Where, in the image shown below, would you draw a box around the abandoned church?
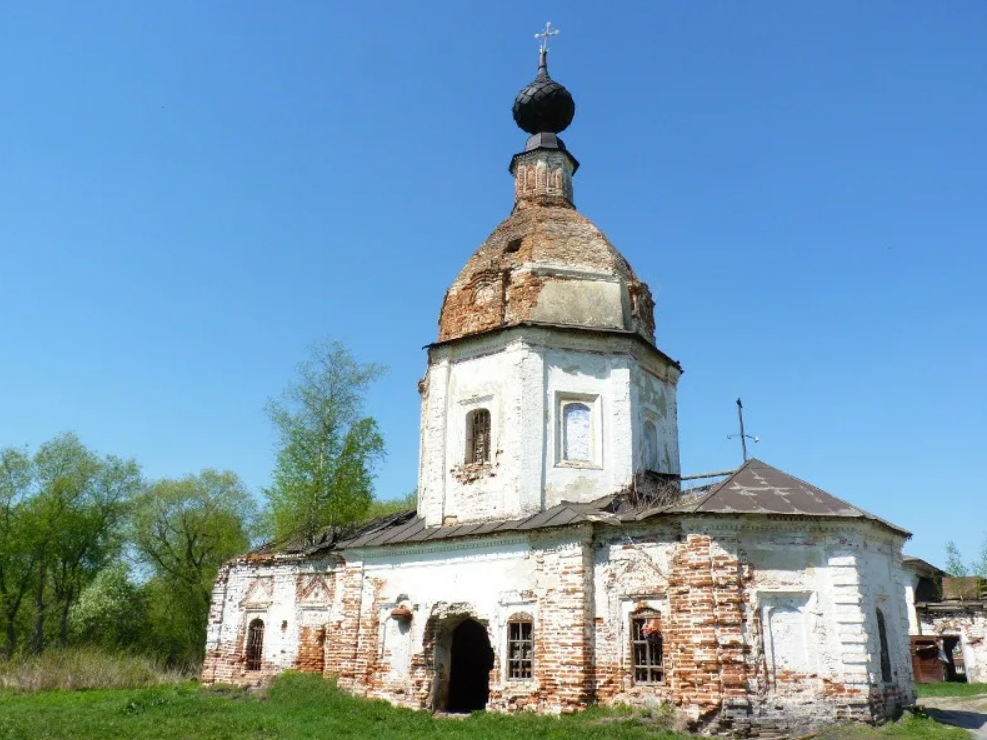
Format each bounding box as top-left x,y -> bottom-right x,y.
201,38 -> 916,735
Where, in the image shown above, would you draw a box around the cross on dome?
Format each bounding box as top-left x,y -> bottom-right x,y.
535,22 -> 559,53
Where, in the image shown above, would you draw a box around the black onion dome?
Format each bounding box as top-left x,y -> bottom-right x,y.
512,50 -> 575,135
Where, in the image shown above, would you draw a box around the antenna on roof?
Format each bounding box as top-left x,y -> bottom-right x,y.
727,397 -> 759,463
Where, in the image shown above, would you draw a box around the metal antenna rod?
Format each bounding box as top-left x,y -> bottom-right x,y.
727,397 -> 759,464
737,398 -> 748,463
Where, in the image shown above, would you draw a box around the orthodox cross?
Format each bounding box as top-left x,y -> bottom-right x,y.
535,21 -> 560,53
727,397 -> 759,463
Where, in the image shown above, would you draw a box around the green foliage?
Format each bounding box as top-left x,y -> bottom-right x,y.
364,490 -> 417,521
265,339 -> 386,544
69,565 -> 147,651
915,682 -> 987,698
945,541 -> 969,577
0,434 -> 141,656
0,647 -> 189,691
132,470 -> 257,665
0,673 -> 971,740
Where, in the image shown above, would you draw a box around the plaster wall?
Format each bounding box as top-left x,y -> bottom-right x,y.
417,327 -> 679,527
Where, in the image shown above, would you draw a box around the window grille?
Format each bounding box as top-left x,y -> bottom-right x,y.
245,618 -> 265,672
467,409 -> 491,464
507,620 -> 533,679
876,609 -> 892,682
631,612 -> 664,684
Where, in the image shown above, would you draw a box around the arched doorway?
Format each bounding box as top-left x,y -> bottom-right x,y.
446,619 -> 494,713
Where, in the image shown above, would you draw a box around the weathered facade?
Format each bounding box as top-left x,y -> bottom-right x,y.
202,44 -> 916,735
902,558 -> 987,684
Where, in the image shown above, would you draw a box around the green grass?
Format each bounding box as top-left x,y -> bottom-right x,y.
0,673 -> 970,740
0,648 -> 190,691
917,681 -> 987,698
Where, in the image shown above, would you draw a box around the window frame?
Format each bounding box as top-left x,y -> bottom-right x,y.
245,617 -> 265,672
465,407 -> 492,465
506,617 -> 534,681
630,610 -> 664,685
556,394 -> 601,468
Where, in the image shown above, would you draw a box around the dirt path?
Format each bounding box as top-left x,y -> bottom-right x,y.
919,695 -> 987,739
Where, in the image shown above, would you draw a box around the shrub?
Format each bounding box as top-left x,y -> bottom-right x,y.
0,648 -> 191,691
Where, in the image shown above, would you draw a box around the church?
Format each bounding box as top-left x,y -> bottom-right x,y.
202,36 -> 916,735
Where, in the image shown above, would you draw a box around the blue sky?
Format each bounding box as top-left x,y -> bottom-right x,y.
1,2 -> 984,567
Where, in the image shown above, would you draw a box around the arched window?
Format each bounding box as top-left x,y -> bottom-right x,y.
245,618 -> 265,672
876,609 -> 892,682
562,402 -> 592,462
631,611 -> 664,684
507,616 -> 533,679
466,408 -> 491,464
643,421 -> 658,471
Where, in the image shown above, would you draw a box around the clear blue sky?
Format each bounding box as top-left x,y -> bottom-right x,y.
2,2 -> 984,567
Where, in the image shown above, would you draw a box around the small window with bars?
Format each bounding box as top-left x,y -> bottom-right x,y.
507,619 -> 533,679
466,408 -> 491,465
631,611 -> 664,684
245,618 -> 265,672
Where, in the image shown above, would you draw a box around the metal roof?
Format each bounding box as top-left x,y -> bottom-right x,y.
656,458 -> 911,536
252,458 -> 909,557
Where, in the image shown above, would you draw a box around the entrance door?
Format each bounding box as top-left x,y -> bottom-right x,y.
446,619 -> 494,713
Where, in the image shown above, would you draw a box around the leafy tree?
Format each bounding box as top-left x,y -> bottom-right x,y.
365,490 -> 417,521
69,563 -> 147,650
132,470 -> 256,664
0,446 -> 35,656
265,340 -> 386,544
945,541 -> 968,577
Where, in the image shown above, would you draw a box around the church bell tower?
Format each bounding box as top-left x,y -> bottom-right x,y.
417,27 -> 682,527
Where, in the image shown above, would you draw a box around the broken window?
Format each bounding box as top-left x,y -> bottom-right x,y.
631,611 -> 664,684
876,608 -> 892,682
562,402 -> 591,462
507,619 -> 533,679
245,618 -> 265,671
466,408 -> 491,464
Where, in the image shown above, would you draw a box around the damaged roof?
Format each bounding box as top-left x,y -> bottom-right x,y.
657,458 -> 910,536
253,458 -> 908,558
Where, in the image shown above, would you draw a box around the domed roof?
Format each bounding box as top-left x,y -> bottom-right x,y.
437,205 -> 656,344
512,50 -> 575,135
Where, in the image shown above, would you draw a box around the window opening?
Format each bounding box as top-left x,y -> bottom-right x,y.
876,609 -> 892,683
245,618 -> 265,671
631,611 -> 664,684
507,620 -> 533,679
562,402 -> 591,462
466,409 -> 491,464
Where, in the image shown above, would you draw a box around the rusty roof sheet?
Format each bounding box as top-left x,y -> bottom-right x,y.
658,458 -> 910,536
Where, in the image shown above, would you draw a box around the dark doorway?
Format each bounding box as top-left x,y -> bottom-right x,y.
446,619 -> 494,713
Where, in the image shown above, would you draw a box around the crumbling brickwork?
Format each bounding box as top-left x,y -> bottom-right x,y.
202,520 -> 912,736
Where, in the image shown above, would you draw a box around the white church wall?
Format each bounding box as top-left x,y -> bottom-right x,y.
418,327 -> 681,526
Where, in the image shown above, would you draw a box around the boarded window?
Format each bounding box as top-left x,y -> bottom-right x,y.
876,609 -> 892,682
562,402 -> 591,462
245,618 -> 265,671
507,619 -> 533,679
466,408 -> 491,464
631,612 -> 664,684
643,421 -> 658,470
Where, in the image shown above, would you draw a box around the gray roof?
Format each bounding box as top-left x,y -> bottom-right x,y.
657,458 -> 910,536
252,459 -> 908,558
903,555 -> 944,575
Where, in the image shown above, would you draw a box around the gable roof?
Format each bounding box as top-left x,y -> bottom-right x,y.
658,458 -> 910,536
